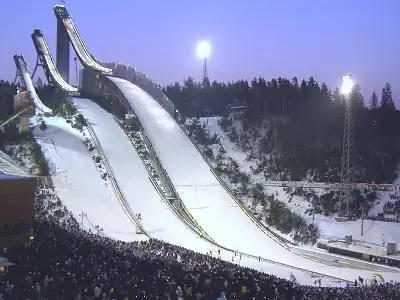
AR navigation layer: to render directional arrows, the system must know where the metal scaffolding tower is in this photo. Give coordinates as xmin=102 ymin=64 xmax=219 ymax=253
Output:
xmin=203 ymin=57 xmax=208 ymax=82
xmin=339 ymin=91 xmax=353 ymax=217
xmin=12 ymin=55 xmax=26 ymax=88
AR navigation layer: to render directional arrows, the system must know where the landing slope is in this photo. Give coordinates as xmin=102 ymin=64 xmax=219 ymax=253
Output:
xmin=73 ymin=93 xmax=400 ymax=283
xmin=73 ymin=98 xmax=211 ymax=250
xmin=106 ymin=78 xmax=393 ymax=280
xmin=107 ymin=78 xmax=282 ymax=254
xmin=33 ymin=116 xmax=140 ymax=241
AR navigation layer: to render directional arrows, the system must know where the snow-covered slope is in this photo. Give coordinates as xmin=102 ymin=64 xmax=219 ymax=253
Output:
xmin=33 ymin=116 xmax=142 ymax=241
xmin=100 ymin=78 xmax=400 ymax=283
xmin=31 ymin=109 xmax=349 ymax=286
xmin=73 ymin=98 xmax=216 ymax=250
xmin=202 ymin=116 xmax=400 ymax=245
xmin=107 ymin=78 xmax=276 ymax=254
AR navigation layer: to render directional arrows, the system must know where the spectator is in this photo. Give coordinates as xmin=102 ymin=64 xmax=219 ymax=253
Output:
xmin=0 ymin=186 xmax=399 ymax=299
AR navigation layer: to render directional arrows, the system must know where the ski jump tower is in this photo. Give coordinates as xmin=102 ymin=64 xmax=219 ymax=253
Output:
xmin=55 ymin=7 xmax=70 ymax=83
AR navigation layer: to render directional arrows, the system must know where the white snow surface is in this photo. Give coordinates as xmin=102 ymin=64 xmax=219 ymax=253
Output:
xmin=203 ymin=116 xmax=400 ymax=245
xmin=16 ymin=56 xmax=52 ymax=114
xmin=61 ymin=15 xmax=111 ymax=73
xmin=33 ymin=34 xmax=78 ymax=92
xmin=73 ymin=98 xmax=215 ymax=250
xmin=73 ymin=98 xmax=363 ymax=285
xmin=33 ymin=116 xmax=141 ymax=241
xmin=103 ymin=77 xmax=400 ymax=282
xmin=32 ymin=114 xmax=335 ymax=286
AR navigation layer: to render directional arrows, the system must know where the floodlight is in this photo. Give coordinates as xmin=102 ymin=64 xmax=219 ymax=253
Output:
xmin=196 ymin=40 xmax=211 ymax=59
xmin=340 ymin=75 xmax=354 ymax=95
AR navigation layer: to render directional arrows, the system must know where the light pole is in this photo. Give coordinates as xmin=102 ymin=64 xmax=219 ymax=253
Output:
xmin=74 ymin=57 xmax=79 ymax=86
xmin=206 ymin=108 xmax=211 ymax=125
xmin=339 ymin=75 xmax=354 ymax=218
xmin=361 ymin=203 xmax=365 ymax=236
xmin=196 ymin=40 xmax=211 ymax=82
xmin=79 ymin=211 xmax=87 ymax=225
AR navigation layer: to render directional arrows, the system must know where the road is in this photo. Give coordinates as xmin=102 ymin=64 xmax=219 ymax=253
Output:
xmin=293 ymin=247 xmax=400 ymax=272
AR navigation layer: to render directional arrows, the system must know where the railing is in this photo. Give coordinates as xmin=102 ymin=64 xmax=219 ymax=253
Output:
xmin=85 ymin=122 xmax=149 ymax=237
xmin=114 ymin=118 xmax=214 ymax=242
xmin=102 ymin=77 xmax=215 ymax=240
xmin=98 ymin=76 xmax=354 ymax=283
xmin=0 ymin=150 xmax=31 ymax=176
xmin=99 ymin=66 xmax=292 ymax=247
xmin=181 ymin=125 xmax=295 ymax=246
xmin=103 ymin=63 xmax=175 ymax=116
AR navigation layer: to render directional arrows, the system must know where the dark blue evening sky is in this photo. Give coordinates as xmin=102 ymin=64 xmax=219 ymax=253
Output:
xmin=1 ymin=0 xmax=399 ymax=103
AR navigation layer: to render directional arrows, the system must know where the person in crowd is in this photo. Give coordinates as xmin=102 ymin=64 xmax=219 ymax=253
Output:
xmin=1 ymin=186 xmax=399 ymax=299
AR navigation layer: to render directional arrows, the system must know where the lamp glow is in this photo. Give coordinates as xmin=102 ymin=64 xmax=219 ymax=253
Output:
xmin=340 ymin=75 xmax=354 ymax=95
xmin=196 ymin=40 xmax=211 ymax=59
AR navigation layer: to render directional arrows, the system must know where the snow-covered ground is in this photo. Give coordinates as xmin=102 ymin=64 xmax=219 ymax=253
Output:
xmin=201 ymin=116 xmax=400 ymax=246
xmin=103 ymin=78 xmax=400 ymax=283
xmin=33 ymin=115 xmax=143 ymax=242
xmin=3 ymin=143 xmax=40 ymax=175
xmin=72 ymin=97 xmax=373 ymax=285
xmin=73 ymin=98 xmax=217 ymax=250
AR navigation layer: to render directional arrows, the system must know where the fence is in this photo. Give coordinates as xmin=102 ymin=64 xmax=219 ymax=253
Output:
xmin=103 ymin=63 xmax=176 ymax=117
xmin=84 ymin=123 xmax=148 ymax=237
xmin=0 ymin=150 xmax=31 ymax=176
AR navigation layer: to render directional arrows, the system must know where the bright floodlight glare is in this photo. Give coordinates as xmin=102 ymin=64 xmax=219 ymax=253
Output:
xmin=340 ymin=75 xmax=354 ymax=95
xmin=196 ymin=40 xmax=211 ymax=59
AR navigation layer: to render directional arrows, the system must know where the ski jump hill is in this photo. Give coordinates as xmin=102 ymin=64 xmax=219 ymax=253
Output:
xmin=10 ymin=3 xmax=400 ymax=285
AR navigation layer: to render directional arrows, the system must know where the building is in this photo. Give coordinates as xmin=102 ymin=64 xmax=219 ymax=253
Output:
xmin=0 ymin=173 xmax=36 ymax=249
xmin=226 ymin=100 xmax=246 ymax=120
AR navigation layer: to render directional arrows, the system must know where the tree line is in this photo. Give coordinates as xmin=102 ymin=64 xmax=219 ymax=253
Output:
xmin=1 ymin=75 xmax=399 ymax=185
xmin=164 ymin=77 xmax=400 ymax=184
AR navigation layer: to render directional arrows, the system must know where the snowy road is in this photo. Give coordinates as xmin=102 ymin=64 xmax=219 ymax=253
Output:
xmin=294 ymin=247 xmax=400 ymax=272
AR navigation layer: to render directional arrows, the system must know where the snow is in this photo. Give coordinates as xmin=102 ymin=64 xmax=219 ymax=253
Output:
xmin=33 ymin=116 xmax=141 ymax=242
xmin=15 ymin=56 xmax=52 ymax=114
xmin=61 ymin=14 xmax=111 ymax=74
xmin=73 ymin=98 xmax=215 ymax=250
xmin=23 ymin=95 xmax=399 ymax=285
xmin=104 ymin=78 xmax=400 ymax=283
xmin=202 ymin=116 xmax=400 ymax=246
xmin=71 ymin=98 xmax=351 ymax=285
xmin=0 ymin=147 xmax=34 ymax=176
xmin=317 ymin=217 xmax=400 ymax=244
xmin=34 ymin=33 xmax=78 ymax=92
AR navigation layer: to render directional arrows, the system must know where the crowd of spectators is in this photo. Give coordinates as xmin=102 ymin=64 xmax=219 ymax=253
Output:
xmin=1 ymin=187 xmax=400 ymax=299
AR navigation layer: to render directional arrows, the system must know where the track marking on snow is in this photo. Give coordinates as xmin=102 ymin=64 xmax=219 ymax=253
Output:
xmin=188 ymin=207 xmax=210 ymax=210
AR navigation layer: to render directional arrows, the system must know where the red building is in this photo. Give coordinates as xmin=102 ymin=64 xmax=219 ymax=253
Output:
xmin=0 ymin=173 xmax=36 ymax=249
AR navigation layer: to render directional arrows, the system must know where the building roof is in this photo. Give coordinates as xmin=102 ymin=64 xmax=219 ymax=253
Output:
xmin=0 ymin=173 xmax=26 ymax=180
xmin=226 ymin=102 xmax=247 ymax=109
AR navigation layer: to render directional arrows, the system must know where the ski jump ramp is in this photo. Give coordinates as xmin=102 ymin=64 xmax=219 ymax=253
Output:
xmin=104 ymin=77 xmax=351 ymax=274
xmin=53 ymin=5 xmax=112 ymax=74
xmin=13 ymin=55 xmax=52 ymax=114
xmin=31 ymin=29 xmax=78 ymax=93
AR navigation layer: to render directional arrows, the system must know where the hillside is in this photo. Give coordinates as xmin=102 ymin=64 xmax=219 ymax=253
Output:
xmin=165 ymin=77 xmax=400 ymax=185
xmin=164 ymin=76 xmax=400 ymax=244
xmin=183 ymin=116 xmax=400 ymax=246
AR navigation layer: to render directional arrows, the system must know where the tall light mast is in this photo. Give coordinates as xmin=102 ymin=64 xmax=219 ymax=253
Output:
xmin=339 ymin=75 xmax=354 ymax=218
xmin=196 ymin=40 xmax=211 ymax=81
